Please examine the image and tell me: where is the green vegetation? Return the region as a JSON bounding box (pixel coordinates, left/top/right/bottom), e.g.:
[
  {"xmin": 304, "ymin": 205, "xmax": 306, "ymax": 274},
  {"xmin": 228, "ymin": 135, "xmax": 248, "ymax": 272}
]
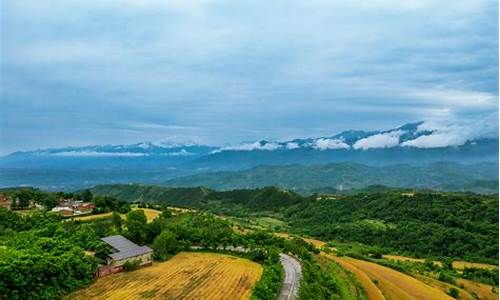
[
  {"xmin": 123, "ymin": 259, "xmax": 141, "ymax": 272},
  {"xmin": 163, "ymin": 162, "xmax": 499, "ymax": 195},
  {"xmin": 251, "ymin": 262, "xmax": 283, "ymax": 300},
  {"xmin": 285, "ymin": 190, "xmax": 498, "ymax": 262},
  {"xmin": 1, "ymin": 183, "xmax": 498, "ymax": 299},
  {"xmin": 92, "ymin": 184, "xmax": 498, "ymax": 262},
  {"xmin": 0, "ymin": 208, "xmax": 103, "ymax": 299}
]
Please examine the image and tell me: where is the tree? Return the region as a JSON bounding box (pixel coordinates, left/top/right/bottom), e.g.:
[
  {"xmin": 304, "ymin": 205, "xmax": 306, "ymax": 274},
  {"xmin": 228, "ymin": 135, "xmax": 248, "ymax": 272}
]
[
  {"xmin": 41, "ymin": 194, "xmax": 59, "ymax": 210},
  {"xmin": 152, "ymin": 230, "xmax": 179, "ymax": 260},
  {"xmin": 125, "ymin": 210, "xmax": 147, "ymax": 244},
  {"xmin": 17, "ymin": 189, "xmax": 33, "ymax": 209},
  {"xmin": 112, "ymin": 211, "xmax": 122, "ymax": 232},
  {"xmin": 81, "ymin": 189, "xmax": 93, "ymax": 202}
]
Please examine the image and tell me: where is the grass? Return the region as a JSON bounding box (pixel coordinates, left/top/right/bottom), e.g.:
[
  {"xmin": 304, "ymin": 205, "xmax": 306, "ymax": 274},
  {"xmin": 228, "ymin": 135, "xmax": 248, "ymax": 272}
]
[{"xmin": 66, "ymin": 252, "xmax": 262, "ymax": 300}]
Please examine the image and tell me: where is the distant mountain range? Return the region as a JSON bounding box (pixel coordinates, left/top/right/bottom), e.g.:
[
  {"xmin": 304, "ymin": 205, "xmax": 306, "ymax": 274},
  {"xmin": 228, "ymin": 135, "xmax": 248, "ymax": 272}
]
[
  {"xmin": 164, "ymin": 162, "xmax": 498, "ymax": 195},
  {"xmin": 0, "ymin": 121, "xmax": 497, "ymax": 191}
]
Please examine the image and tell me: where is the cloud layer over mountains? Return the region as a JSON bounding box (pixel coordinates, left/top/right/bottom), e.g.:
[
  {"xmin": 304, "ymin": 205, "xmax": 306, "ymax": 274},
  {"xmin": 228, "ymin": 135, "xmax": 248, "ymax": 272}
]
[{"xmin": 8, "ymin": 119, "xmax": 497, "ymax": 157}]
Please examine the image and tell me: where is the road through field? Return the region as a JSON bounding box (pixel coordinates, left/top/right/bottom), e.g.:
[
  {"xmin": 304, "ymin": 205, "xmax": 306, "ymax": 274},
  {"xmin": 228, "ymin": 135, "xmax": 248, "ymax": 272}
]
[{"xmin": 278, "ymin": 253, "xmax": 302, "ymax": 300}]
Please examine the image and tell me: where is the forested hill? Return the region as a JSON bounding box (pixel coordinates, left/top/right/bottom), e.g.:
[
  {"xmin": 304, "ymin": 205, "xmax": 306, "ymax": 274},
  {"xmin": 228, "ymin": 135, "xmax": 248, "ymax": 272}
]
[
  {"xmin": 164, "ymin": 162, "xmax": 499, "ymax": 195},
  {"xmin": 90, "ymin": 184, "xmax": 498, "ymax": 262},
  {"xmin": 90, "ymin": 184, "xmax": 304, "ymax": 211}
]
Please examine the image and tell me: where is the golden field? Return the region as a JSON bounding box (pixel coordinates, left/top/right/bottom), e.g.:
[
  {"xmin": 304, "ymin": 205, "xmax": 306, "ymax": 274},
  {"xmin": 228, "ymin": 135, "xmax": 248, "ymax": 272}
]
[
  {"xmin": 72, "ymin": 208, "xmax": 161, "ymax": 223},
  {"xmin": 331, "ymin": 256, "xmax": 454, "ymax": 300},
  {"xmin": 324, "ymin": 254, "xmax": 384, "ymax": 300},
  {"xmin": 67, "ymin": 252, "xmax": 262, "ymax": 300},
  {"xmin": 453, "ymin": 261, "xmax": 498, "ymax": 270},
  {"xmin": 456, "ymin": 278, "xmax": 499, "ymax": 300}
]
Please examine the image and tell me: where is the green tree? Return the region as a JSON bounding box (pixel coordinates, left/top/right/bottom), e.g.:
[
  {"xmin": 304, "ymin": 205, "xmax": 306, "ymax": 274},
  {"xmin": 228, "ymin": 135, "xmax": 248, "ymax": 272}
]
[
  {"xmin": 112, "ymin": 211, "xmax": 122, "ymax": 232},
  {"xmin": 17, "ymin": 189, "xmax": 33, "ymax": 209},
  {"xmin": 152, "ymin": 229, "xmax": 179, "ymax": 260},
  {"xmin": 81, "ymin": 189, "xmax": 93, "ymax": 202},
  {"xmin": 125, "ymin": 210, "xmax": 147, "ymax": 244},
  {"xmin": 41, "ymin": 194, "xmax": 59, "ymax": 210}
]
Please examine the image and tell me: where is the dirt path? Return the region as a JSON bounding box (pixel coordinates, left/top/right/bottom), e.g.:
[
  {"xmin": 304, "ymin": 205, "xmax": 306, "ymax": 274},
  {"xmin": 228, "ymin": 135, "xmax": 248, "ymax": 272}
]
[{"xmin": 278, "ymin": 253, "xmax": 302, "ymax": 300}]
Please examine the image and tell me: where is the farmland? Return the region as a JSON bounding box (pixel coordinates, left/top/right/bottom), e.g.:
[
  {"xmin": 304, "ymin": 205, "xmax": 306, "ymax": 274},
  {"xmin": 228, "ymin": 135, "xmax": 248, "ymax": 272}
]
[
  {"xmin": 67, "ymin": 252, "xmax": 262, "ymax": 300},
  {"xmin": 72, "ymin": 207, "xmax": 161, "ymax": 223},
  {"xmin": 330, "ymin": 256, "xmax": 454, "ymax": 300}
]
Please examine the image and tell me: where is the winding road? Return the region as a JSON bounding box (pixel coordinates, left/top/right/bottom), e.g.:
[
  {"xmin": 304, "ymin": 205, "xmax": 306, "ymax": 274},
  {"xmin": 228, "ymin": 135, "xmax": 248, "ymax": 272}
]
[
  {"xmin": 278, "ymin": 253, "xmax": 302, "ymax": 300},
  {"xmin": 190, "ymin": 245, "xmax": 303, "ymax": 299}
]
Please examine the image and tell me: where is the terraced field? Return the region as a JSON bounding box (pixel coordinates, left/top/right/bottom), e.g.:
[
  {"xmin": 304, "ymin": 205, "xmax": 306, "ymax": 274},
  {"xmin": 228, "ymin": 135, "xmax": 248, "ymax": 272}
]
[
  {"xmin": 324, "ymin": 254, "xmax": 384, "ymax": 300},
  {"xmin": 67, "ymin": 252, "xmax": 262, "ymax": 300},
  {"xmin": 327, "ymin": 255, "xmax": 454, "ymax": 300}
]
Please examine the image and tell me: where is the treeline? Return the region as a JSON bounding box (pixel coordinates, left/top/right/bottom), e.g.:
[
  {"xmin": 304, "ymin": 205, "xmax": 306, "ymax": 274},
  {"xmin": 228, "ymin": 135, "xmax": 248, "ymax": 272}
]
[
  {"xmin": 91, "ymin": 184, "xmax": 498, "ymax": 262},
  {"xmin": 90, "ymin": 184, "xmax": 304, "ymax": 214},
  {"xmin": 285, "ymin": 191, "xmax": 499, "ymax": 262}
]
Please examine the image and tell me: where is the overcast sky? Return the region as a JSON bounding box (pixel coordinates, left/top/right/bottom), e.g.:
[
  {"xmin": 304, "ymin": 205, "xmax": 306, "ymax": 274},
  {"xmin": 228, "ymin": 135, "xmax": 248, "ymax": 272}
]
[{"xmin": 1, "ymin": 0, "xmax": 498, "ymax": 154}]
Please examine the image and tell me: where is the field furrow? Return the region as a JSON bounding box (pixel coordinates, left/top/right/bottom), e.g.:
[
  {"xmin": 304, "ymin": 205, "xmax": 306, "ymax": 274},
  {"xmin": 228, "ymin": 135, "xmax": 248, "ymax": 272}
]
[{"xmin": 66, "ymin": 252, "xmax": 262, "ymax": 300}]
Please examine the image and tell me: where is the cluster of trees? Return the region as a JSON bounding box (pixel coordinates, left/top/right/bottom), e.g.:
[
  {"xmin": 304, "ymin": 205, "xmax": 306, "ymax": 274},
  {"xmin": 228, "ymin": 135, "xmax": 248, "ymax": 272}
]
[
  {"xmin": 285, "ymin": 191, "xmax": 498, "ymax": 262},
  {"xmin": 0, "ymin": 207, "xmax": 105, "ymax": 299}
]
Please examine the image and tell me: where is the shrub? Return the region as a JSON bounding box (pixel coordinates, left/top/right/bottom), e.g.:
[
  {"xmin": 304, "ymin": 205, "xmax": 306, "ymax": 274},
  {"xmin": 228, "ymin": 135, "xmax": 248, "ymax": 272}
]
[
  {"xmin": 123, "ymin": 259, "xmax": 141, "ymax": 272},
  {"xmin": 447, "ymin": 287, "xmax": 459, "ymax": 298}
]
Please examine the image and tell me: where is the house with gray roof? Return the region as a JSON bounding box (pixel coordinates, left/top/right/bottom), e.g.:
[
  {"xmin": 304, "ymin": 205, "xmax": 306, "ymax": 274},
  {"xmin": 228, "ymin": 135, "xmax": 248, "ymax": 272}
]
[{"xmin": 100, "ymin": 235, "xmax": 153, "ymax": 268}]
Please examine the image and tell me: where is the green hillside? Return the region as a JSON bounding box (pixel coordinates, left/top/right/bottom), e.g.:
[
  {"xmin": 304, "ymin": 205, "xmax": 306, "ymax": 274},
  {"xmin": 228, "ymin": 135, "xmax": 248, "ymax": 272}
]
[
  {"xmin": 91, "ymin": 184, "xmax": 498, "ymax": 262},
  {"xmin": 164, "ymin": 162, "xmax": 498, "ymax": 194}
]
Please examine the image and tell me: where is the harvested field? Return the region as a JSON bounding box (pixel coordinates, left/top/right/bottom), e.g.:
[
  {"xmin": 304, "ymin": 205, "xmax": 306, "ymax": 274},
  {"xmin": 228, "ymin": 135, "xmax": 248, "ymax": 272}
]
[
  {"xmin": 453, "ymin": 261, "xmax": 498, "ymax": 270},
  {"xmin": 383, "ymin": 255, "xmax": 425, "ymax": 263},
  {"xmin": 323, "ymin": 254, "xmax": 384, "ymax": 300},
  {"xmin": 457, "ymin": 278, "xmax": 499, "ymax": 300},
  {"xmin": 66, "ymin": 252, "xmax": 262, "ymax": 300},
  {"xmin": 72, "ymin": 208, "xmax": 161, "ymax": 223},
  {"xmin": 274, "ymin": 232, "xmax": 326, "ymax": 249},
  {"xmin": 415, "ymin": 275, "xmax": 475, "ymax": 300},
  {"xmin": 132, "ymin": 208, "xmax": 161, "ymax": 223},
  {"xmin": 382, "ymin": 255, "xmax": 442, "ymax": 267},
  {"xmin": 72, "ymin": 212, "xmax": 113, "ymax": 221},
  {"xmin": 383, "ymin": 255, "xmax": 498, "ymax": 271},
  {"xmin": 337, "ymin": 256, "xmax": 453, "ymax": 300}
]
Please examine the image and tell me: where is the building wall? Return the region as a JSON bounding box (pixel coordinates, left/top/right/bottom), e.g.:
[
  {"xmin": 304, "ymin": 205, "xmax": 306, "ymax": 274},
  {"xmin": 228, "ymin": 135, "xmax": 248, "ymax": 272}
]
[{"xmin": 110, "ymin": 252, "xmax": 153, "ymax": 267}]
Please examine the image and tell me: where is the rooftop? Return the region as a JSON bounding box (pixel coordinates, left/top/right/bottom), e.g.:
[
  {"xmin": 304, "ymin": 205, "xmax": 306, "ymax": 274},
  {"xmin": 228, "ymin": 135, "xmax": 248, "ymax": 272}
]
[{"xmin": 101, "ymin": 235, "xmax": 152, "ymax": 260}]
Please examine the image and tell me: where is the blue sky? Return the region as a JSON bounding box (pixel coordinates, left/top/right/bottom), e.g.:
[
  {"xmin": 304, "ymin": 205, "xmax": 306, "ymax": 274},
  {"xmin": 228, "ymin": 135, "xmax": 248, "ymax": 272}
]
[{"xmin": 1, "ymin": 0, "xmax": 498, "ymax": 154}]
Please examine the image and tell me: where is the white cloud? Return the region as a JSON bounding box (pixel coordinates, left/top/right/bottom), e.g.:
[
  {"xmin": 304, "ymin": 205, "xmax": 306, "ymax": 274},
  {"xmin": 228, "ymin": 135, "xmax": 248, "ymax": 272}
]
[
  {"xmin": 312, "ymin": 138, "xmax": 350, "ymax": 150},
  {"xmin": 163, "ymin": 149, "xmax": 195, "ymax": 156},
  {"xmin": 46, "ymin": 151, "xmax": 146, "ymax": 157},
  {"xmin": 218, "ymin": 141, "xmax": 282, "ymax": 152},
  {"xmin": 286, "ymin": 142, "xmax": 300, "ymax": 149},
  {"xmin": 401, "ymin": 117, "xmax": 498, "ymax": 148},
  {"xmin": 353, "ymin": 130, "xmax": 404, "ymax": 150}
]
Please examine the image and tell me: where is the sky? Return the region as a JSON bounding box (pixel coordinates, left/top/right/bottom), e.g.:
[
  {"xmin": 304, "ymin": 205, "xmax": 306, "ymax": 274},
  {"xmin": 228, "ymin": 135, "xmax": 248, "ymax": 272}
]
[{"xmin": 1, "ymin": 0, "xmax": 498, "ymax": 155}]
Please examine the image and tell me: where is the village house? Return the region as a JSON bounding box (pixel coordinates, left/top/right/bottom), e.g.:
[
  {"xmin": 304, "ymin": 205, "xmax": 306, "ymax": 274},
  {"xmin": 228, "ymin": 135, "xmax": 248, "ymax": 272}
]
[
  {"xmin": 0, "ymin": 195, "xmax": 12, "ymax": 210},
  {"xmin": 97, "ymin": 235, "xmax": 153, "ymax": 277},
  {"xmin": 51, "ymin": 200, "xmax": 95, "ymax": 216}
]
